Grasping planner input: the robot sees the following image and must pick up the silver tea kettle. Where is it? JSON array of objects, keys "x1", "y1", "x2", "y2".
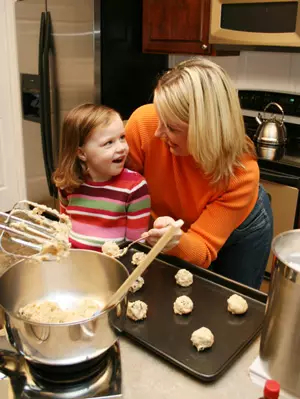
[{"x1": 254, "y1": 102, "x2": 287, "y2": 145}]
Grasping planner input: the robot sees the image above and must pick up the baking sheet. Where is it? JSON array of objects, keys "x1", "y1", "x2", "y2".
[{"x1": 111, "y1": 244, "x2": 267, "y2": 381}]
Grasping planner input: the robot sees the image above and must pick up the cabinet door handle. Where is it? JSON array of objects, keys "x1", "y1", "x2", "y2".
[{"x1": 201, "y1": 44, "x2": 208, "y2": 50}]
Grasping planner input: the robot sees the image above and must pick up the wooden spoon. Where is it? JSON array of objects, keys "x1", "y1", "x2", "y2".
[{"x1": 103, "y1": 219, "x2": 184, "y2": 311}]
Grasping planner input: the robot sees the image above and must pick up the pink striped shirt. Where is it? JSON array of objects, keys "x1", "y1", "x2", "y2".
[{"x1": 59, "y1": 168, "x2": 151, "y2": 251}]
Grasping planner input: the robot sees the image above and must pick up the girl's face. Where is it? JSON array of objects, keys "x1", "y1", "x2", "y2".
[
  {"x1": 78, "y1": 115, "x2": 129, "y2": 182},
  {"x1": 154, "y1": 117, "x2": 189, "y2": 157}
]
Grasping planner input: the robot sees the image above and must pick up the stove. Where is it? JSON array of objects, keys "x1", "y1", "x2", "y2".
[
  {"x1": 244, "y1": 114, "x2": 300, "y2": 174},
  {"x1": 239, "y1": 90, "x2": 300, "y2": 176},
  {"x1": 0, "y1": 337, "x2": 122, "y2": 398},
  {"x1": 239, "y1": 90, "x2": 300, "y2": 273},
  {"x1": 239, "y1": 90, "x2": 300, "y2": 190}
]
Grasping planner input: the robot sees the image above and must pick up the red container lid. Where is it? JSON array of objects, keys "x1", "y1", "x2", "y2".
[{"x1": 264, "y1": 380, "x2": 280, "y2": 399}]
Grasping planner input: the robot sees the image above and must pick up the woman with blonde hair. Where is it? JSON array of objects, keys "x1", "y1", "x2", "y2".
[{"x1": 125, "y1": 57, "x2": 273, "y2": 288}]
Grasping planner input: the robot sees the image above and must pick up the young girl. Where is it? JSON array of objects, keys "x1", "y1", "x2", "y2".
[{"x1": 53, "y1": 103, "x2": 151, "y2": 251}]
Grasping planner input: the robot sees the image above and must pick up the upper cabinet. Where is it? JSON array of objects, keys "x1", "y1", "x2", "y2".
[{"x1": 143, "y1": 0, "x2": 211, "y2": 54}]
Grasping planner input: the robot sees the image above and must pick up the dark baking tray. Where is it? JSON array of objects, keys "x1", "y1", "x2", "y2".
[{"x1": 111, "y1": 243, "x2": 267, "y2": 381}]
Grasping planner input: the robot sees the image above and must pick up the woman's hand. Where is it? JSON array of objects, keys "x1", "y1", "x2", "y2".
[{"x1": 142, "y1": 216, "x2": 183, "y2": 252}]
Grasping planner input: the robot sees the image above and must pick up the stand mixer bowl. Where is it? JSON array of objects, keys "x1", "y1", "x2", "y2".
[{"x1": 0, "y1": 249, "x2": 129, "y2": 366}]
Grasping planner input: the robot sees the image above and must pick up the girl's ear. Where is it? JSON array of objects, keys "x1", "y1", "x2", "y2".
[{"x1": 77, "y1": 147, "x2": 86, "y2": 161}]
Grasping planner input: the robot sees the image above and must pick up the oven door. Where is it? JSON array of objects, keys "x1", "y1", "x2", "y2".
[{"x1": 260, "y1": 169, "x2": 300, "y2": 274}]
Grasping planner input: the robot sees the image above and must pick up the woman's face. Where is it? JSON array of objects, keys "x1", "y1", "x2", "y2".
[{"x1": 154, "y1": 117, "x2": 189, "y2": 156}]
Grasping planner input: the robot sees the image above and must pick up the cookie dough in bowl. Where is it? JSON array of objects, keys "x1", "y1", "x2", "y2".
[
  {"x1": 173, "y1": 295, "x2": 194, "y2": 315},
  {"x1": 18, "y1": 298, "x2": 100, "y2": 324},
  {"x1": 191, "y1": 327, "x2": 214, "y2": 351},
  {"x1": 227, "y1": 294, "x2": 248, "y2": 315},
  {"x1": 127, "y1": 300, "x2": 148, "y2": 321},
  {"x1": 175, "y1": 269, "x2": 193, "y2": 287}
]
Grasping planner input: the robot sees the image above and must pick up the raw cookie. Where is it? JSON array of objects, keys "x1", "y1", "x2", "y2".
[
  {"x1": 191, "y1": 327, "x2": 214, "y2": 351},
  {"x1": 175, "y1": 269, "x2": 193, "y2": 287},
  {"x1": 131, "y1": 251, "x2": 147, "y2": 266},
  {"x1": 129, "y1": 276, "x2": 145, "y2": 293},
  {"x1": 173, "y1": 295, "x2": 194, "y2": 315},
  {"x1": 102, "y1": 241, "x2": 121, "y2": 257},
  {"x1": 227, "y1": 294, "x2": 248, "y2": 315},
  {"x1": 127, "y1": 300, "x2": 148, "y2": 321}
]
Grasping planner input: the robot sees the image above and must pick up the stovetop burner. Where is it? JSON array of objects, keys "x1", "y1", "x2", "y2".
[
  {"x1": 27, "y1": 350, "x2": 109, "y2": 385},
  {"x1": 0, "y1": 340, "x2": 122, "y2": 398}
]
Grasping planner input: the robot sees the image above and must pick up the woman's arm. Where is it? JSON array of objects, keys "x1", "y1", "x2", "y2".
[
  {"x1": 147, "y1": 159, "x2": 260, "y2": 268},
  {"x1": 126, "y1": 177, "x2": 151, "y2": 241}
]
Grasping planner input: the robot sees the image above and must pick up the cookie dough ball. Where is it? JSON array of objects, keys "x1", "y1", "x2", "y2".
[
  {"x1": 131, "y1": 251, "x2": 147, "y2": 266},
  {"x1": 227, "y1": 294, "x2": 248, "y2": 315},
  {"x1": 102, "y1": 241, "x2": 121, "y2": 257},
  {"x1": 175, "y1": 269, "x2": 193, "y2": 287},
  {"x1": 191, "y1": 327, "x2": 214, "y2": 351},
  {"x1": 127, "y1": 300, "x2": 148, "y2": 321},
  {"x1": 173, "y1": 295, "x2": 194, "y2": 315},
  {"x1": 129, "y1": 276, "x2": 145, "y2": 293}
]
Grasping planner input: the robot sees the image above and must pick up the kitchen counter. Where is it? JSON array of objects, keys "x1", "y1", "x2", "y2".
[
  {"x1": 0, "y1": 333, "x2": 262, "y2": 399},
  {"x1": 120, "y1": 337, "x2": 261, "y2": 399},
  {"x1": 0, "y1": 245, "x2": 262, "y2": 398}
]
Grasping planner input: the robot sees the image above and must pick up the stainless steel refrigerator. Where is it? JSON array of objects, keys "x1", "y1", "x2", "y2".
[{"x1": 15, "y1": 0, "x2": 168, "y2": 206}]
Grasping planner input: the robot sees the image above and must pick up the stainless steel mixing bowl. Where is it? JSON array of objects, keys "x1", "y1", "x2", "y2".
[{"x1": 0, "y1": 249, "x2": 129, "y2": 366}]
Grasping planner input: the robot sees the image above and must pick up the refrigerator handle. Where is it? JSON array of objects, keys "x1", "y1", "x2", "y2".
[
  {"x1": 42, "y1": 12, "x2": 57, "y2": 197},
  {"x1": 38, "y1": 11, "x2": 54, "y2": 197}
]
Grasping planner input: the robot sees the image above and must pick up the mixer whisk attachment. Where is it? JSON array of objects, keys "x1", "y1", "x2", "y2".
[{"x1": 0, "y1": 200, "x2": 71, "y2": 260}]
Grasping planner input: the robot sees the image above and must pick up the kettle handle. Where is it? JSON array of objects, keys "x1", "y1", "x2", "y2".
[{"x1": 263, "y1": 102, "x2": 285, "y2": 125}]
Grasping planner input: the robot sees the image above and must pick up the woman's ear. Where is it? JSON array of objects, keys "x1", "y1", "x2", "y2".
[{"x1": 77, "y1": 147, "x2": 86, "y2": 161}]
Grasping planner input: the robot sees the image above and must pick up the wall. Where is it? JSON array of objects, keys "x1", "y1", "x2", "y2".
[
  {"x1": 0, "y1": 0, "x2": 26, "y2": 211},
  {"x1": 169, "y1": 52, "x2": 300, "y2": 94}
]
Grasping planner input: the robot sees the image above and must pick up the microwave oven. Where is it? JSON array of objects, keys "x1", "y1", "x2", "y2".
[{"x1": 210, "y1": 0, "x2": 300, "y2": 47}]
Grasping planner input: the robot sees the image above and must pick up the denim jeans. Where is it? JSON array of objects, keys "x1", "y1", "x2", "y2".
[{"x1": 209, "y1": 184, "x2": 273, "y2": 289}]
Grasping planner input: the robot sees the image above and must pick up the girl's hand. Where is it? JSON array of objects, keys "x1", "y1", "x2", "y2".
[{"x1": 141, "y1": 216, "x2": 183, "y2": 252}]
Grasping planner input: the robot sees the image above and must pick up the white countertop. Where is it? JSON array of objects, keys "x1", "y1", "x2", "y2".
[
  {"x1": 120, "y1": 337, "x2": 262, "y2": 399},
  {"x1": 0, "y1": 333, "x2": 262, "y2": 398}
]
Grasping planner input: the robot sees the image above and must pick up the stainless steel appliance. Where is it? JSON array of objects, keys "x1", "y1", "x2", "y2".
[
  {"x1": 0, "y1": 338, "x2": 122, "y2": 398},
  {"x1": 0, "y1": 249, "x2": 128, "y2": 397},
  {"x1": 0, "y1": 250, "x2": 128, "y2": 366},
  {"x1": 260, "y1": 229, "x2": 300, "y2": 397},
  {"x1": 15, "y1": 0, "x2": 168, "y2": 207},
  {"x1": 239, "y1": 90, "x2": 300, "y2": 275},
  {"x1": 210, "y1": 0, "x2": 300, "y2": 48},
  {"x1": 254, "y1": 102, "x2": 287, "y2": 145}
]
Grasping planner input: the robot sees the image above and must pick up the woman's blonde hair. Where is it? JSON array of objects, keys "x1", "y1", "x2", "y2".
[
  {"x1": 53, "y1": 103, "x2": 119, "y2": 192},
  {"x1": 154, "y1": 57, "x2": 254, "y2": 186}
]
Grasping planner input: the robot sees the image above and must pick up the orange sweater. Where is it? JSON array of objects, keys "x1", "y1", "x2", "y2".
[{"x1": 125, "y1": 104, "x2": 260, "y2": 268}]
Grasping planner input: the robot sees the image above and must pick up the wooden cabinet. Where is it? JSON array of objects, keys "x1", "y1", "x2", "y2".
[{"x1": 143, "y1": 0, "x2": 211, "y2": 54}]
